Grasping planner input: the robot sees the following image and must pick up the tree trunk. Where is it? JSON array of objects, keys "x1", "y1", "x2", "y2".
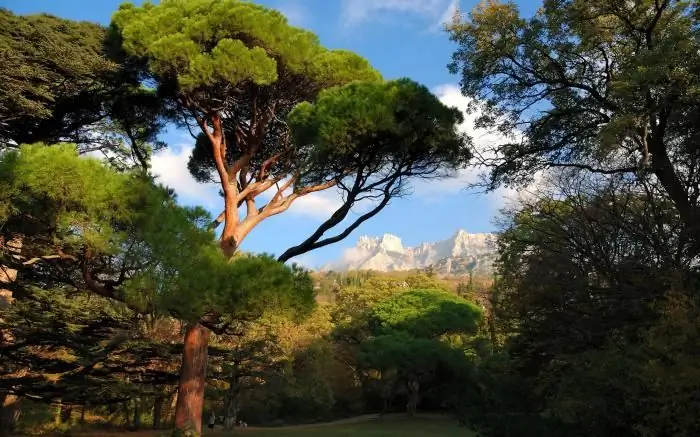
[
  {"x1": 219, "y1": 189, "x2": 239, "y2": 258},
  {"x1": 60, "y1": 404, "x2": 72, "y2": 424},
  {"x1": 174, "y1": 323, "x2": 210, "y2": 435},
  {"x1": 223, "y1": 393, "x2": 238, "y2": 430},
  {"x1": 0, "y1": 393, "x2": 20, "y2": 437},
  {"x1": 80, "y1": 404, "x2": 86, "y2": 424},
  {"x1": 406, "y1": 380, "x2": 419, "y2": 417},
  {"x1": 122, "y1": 401, "x2": 130, "y2": 426},
  {"x1": 163, "y1": 390, "x2": 178, "y2": 427},
  {"x1": 132, "y1": 397, "x2": 141, "y2": 430},
  {"x1": 153, "y1": 396, "x2": 164, "y2": 429}
]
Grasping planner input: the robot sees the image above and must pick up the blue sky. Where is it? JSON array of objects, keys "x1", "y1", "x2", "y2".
[{"x1": 5, "y1": 0, "x2": 539, "y2": 268}]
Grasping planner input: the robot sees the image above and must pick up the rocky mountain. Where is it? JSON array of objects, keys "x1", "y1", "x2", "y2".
[{"x1": 322, "y1": 230, "x2": 498, "y2": 275}]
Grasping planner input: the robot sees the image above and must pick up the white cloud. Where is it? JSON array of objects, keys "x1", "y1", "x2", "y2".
[
  {"x1": 150, "y1": 144, "x2": 221, "y2": 208},
  {"x1": 435, "y1": 0, "x2": 460, "y2": 31},
  {"x1": 288, "y1": 189, "x2": 344, "y2": 219},
  {"x1": 411, "y1": 84, "x2": 514, "y2": 205},
  {"x1": 412, "y1": 84, "x2": 545, "y2": 209},
  {"x1": 341, "y1": 0, "x2": 456, "y2": 27},
  {"x1": 285, "y1": 252, "x2": 317, "y2": 269}
]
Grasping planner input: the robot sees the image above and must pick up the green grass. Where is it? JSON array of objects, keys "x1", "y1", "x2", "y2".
[{"x1": 241, "y1": 416, "x2": 474, "y2": 437}]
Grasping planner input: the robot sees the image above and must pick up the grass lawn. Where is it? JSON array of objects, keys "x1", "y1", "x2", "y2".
[
  {"x1": 243, "y1": 417, "x2": 474, "y2": 437},
  {"x1": 74, "y1": 414, "x2": 474, "y2": 437}
]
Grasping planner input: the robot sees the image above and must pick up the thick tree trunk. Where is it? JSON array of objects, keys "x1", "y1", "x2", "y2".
[
  {"x1": 153, "y1": 396, "x2": 163, "y2": 429},
  {"x1": 220, "y1": 189, "x2": 239, "y2": 258},
  {"x1": 174, "y1": 323, "x2": 210, "y2": 435}
]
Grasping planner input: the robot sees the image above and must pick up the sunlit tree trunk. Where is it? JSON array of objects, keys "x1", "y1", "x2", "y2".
[
  {"x1": 174, "y1": 323, "x2": 210, "y2": 435},
  {"x1": 60, "y1": 404, "x2": 72, "y2": 424}
]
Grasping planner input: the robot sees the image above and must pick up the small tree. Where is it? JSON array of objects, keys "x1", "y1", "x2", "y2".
[{"x1": 359, "y1": 289, "x2": 482, "y2": 415}]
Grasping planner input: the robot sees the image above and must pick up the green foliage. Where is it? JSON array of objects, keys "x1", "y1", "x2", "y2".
[
  {"x1": 112, "y1": 0, "x2": 380, "y2": 94},
  {"x1": 0, "y1": 143, "x2": 172, "y2": 254},
  {"x1": 461, "y1": 174, "x2": 700, "y2": 437},
  {"x1": 367, "y1": 289, "x2": 482, "y2": 339},
  {"x1": 448, "y1": 0, "x2": 700, "y2": 237},
  {"x1": 154, "y1": 252, "x2": 316, "y2": 322},
  {"x1": 0, "y1": 10, "x2": 116, "y2": 146},
  {"x1": 288, "y1": 78, "x2": 470, "y2": 187}
]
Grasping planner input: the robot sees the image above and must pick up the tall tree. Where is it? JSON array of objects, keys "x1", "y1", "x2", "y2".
[
  {"x1": 111, "y1": 0, "x2": 381, "y2": 258},
  {"x1": 112, "y1": 1, "x2": 471, "y2": 430},
  {"x1": 448, "y1": 0, "x2": 700, "y2": 249},
  {"x1": 0, "y1": 144, "x2": 315, "y2": 434},
  {"x1": 0, "y1": 10, "x2": 164, "y2": 170},
  {"x1": 358, "y1": 289, "x2": 482, "y2": 416}
]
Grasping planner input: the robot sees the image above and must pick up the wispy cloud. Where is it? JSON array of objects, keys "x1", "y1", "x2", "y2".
[
  {"x1": 341, "y1": 0, "x2": 457, "y2": 28},
  {"x1": 411, "y1": 83, "x2": 544, "y2": 209},
  {"x1": 150, "y1": 144, "x2": 221, "y2": 209}
]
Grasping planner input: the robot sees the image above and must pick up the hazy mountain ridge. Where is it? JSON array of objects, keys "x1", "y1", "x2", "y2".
[{"x1": 323, "y1": 230, "x2": 498, "y2": 275}]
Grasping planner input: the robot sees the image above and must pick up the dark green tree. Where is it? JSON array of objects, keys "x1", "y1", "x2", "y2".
[
  {"x1": 470, "y1": 172, "x2": 697, "y2": 437},
  {"x1": 0, "y1": 10, "x2": 165, "y2": 171},
  {"x1": 358, "y1": 289, "x2": 482, "y2": 416},
  {"x1": 0, "y1": 144, "x2": 315, "y2": 434},
  {"x1": 278, "y1": 79, "x2": 471, "y2": 261},
  {"x1": 448, "y1": 0, "x2": 700, "y2": 247}
]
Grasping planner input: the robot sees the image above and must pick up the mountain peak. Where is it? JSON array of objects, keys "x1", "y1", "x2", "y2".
[{"x1": 323, "y1": 230, "x2": 497, "y2": 275}]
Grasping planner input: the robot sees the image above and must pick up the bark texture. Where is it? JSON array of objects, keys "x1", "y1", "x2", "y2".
[{"x1": 174, "y1": 323, "x2": 210, "y2": 434}]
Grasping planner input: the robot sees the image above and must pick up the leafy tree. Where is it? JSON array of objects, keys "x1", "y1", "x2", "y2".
[
  {"x1": 0, "y1": 10, "x2": 113, "y2": 147},
  {"x1": 111, "y1": 0, "x2": 381, "y2": 259},
  {"x1": 358, "y1": 289, "x2": 482, "y2": 416},
  {"x1": 111, "y1": 1, "x2": 470, "y2": 430},
  {"x1": 368, "y1": 289, "x2": 482, "y2": 339},
  {"x1": 277, "y1": 79, "x2": 471, "y2": 261},
  {"x1": 468, "y1": 172, "x2": 698, "y2": 437},
  {"x1": 0, "y1": 10, "x2": 164, "y2": 170},
  {"x1": 448, "y1": 0, "x2": 700, "y2": 249},
  {"x1": 112, "y1": 0, "x2": 470, "y2": 260},
  {"x1": 0, "y1": 144, "x2": 315, "y2": 434}
]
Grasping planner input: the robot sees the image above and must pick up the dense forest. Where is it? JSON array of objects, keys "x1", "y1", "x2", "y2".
[{"x1": 1, "y1": 1, "x2": 700, "y2": 437}]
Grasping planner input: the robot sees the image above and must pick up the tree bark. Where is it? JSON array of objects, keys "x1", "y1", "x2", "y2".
[
  {"x1": 132, "y1": 397, "x2": 141, "y2": 430},
  {"x1": 153, "y1": 396, "x2": 163, "y2": 429},
  {"x1": 0, "y1": 393, "x2": 20, "y2": 437},
  {"x1": 163, "y1": 390, "x2": 178, "y2": 428},
  {"x1": 406, "y1": 380, "x2": 419, "y2": 417},
  {"x1": 174, "y1": 323, "x2": 210, "y2": 435},
  {"x1": 223, "y1": 389, "x2": 239, "y2": 430},
  {"x1": 219, "y1": 188, "x2": 239, "y2": 258},
  {"x1": 60, "y1": 404, "x2": 72, "y2": 424}
]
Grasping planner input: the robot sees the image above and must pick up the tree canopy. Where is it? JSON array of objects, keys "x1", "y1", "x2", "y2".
[
  {"x1": 112, "y1": 0, "x2": 471, "y2": 261},
  {"x1": 448, "y1": 0, "x2": 700, "y2": 240}
]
